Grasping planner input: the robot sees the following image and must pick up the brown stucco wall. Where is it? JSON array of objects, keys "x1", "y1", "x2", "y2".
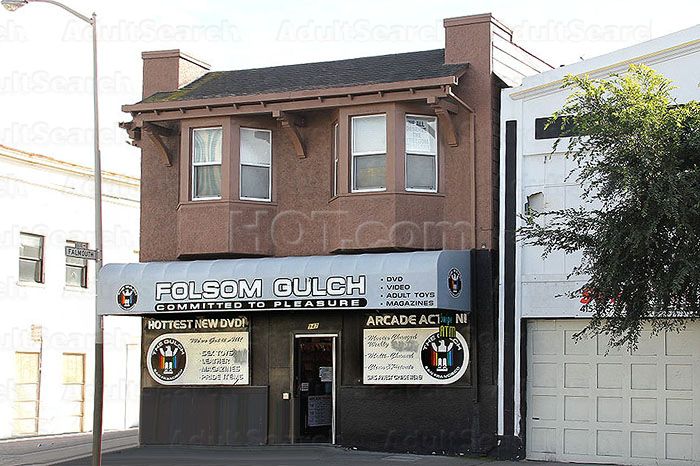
[
  {"x1": 444, "y1": 15, "x2": 498, "y2": 250},
  {"x1": 137, "y1": 16, "x2": 503, "y2": 261}
]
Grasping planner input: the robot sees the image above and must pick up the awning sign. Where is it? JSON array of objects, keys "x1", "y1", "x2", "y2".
[{"x1": 98, "y1": 251, "x2": 471, "y2": 315}]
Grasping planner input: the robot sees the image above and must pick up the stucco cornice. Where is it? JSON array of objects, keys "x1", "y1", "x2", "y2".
[
  {"x1": 0, "y1": 144, "x2": 139, "y2": 188},
  {"x1": 508, "y1": 36, "x2": 700, "y2": 101}
]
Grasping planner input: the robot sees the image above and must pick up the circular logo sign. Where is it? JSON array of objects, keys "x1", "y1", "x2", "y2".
[
  {"x1": 421, "y1": 332, "x2": 468, "y2": 382},
  {"x1": 117, "y1": 284, "x2": 138, "y2": 310},
  {"x1": 448, "y1": 268, "x2": 462, "y2": 297},
  {"x1": 147, "y1": 336, "x2": 187, "y2": 383}
]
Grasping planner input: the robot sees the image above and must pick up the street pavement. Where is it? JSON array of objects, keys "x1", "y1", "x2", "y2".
[
  {"x1": 0, "y1": 429, "x2": 138, "y2": 466},
  {"x1": 54, "y1": 445, "x2": 602, "y2": 466}
]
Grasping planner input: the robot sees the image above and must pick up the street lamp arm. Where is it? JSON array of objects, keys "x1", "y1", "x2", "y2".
[{"x1": 27, "y1": 0, "x2": 92, "y2": 23}]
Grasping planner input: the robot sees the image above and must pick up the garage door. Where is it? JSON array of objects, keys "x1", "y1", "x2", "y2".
[{"x1": 526, "y1": 319, "x2": 700, "y2": 465}]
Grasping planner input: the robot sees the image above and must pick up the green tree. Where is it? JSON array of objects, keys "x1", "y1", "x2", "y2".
[{"x1": 520, "y1": 65, "x2": 700, "y2": 349}]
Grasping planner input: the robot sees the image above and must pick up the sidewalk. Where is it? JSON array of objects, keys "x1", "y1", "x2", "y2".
[
  {"x1": 0, "y1": 429, "x2": 138, "y2": 466},
  {"x1": 54, "y1": 444, "x2": 603, "y2": 466}
]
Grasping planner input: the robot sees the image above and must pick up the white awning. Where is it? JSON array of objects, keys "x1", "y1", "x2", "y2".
[{"x1": 97, "y1": 250, "x2": 471, "y2": 316}]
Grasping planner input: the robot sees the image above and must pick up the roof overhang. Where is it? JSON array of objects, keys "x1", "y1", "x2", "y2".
[
  {"x1": 98, "y1": 251, "x2": 472, "y2": 316},
  {"x1": 122, "y1": 73, "x2": 466, "y2": 123}
]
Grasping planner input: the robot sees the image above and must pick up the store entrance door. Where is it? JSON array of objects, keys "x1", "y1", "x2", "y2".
[{"x1": 293, "y1": 335, "x2": 336, "y2": 444}]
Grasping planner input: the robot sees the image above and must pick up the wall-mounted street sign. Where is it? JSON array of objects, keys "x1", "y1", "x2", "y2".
[
  {"x1": 97, "y1": 250, "x2": 471, "y2": 316},
  {"x1": 65, "y1": 244, "x2": 98, "y2": 260}
]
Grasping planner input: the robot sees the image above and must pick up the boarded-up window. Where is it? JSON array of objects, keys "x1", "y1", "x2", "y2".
[
  {"x1": 13, "y1": 352, "x2": 40, "y2": 435},
  {"x1": 62, "y1": 353, "x2": 86, "y2": 432},
  {"x1": 63, "y1": 353, "x2": 85, "y2": 384}
]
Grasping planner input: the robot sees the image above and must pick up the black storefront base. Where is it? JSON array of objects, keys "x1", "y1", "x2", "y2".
[
  {"x1": 339, "y1": 385, "x2": 488, "y2": 454},
  {"x1": 140, "y1": 387, "x2": 268, "y2": 446}
]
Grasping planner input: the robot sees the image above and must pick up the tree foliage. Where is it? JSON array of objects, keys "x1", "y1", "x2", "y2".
[{"x1": 519, "y1": 65, "x2": 700, "y2": 349}]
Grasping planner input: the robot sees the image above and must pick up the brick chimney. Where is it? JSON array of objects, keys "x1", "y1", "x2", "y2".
[{"x1": 141, "y1": 49, "x2": 210, "y2": 99}]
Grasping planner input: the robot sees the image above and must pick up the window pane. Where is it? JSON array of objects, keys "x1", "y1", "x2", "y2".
[
  {"x1": 353, "y1": 154, "x2": 386, "y2": 190},
  {"x1": 240, "y1": 128, "x2": 271, "y2": 165},
  {"x1": 406, "y1": 116, "x2": 437, "y2": 154},
  {"x1": 193, "y1": 128, "x2": 222, "y2": 164},
  {"x1": 66, "y1": 265, "x2": 86, "y2": 288},
  {"x1": 62, "y1": 354, "x2": 85, "y2": 384},
  {"x1": 406, "y1": 153, "x2": 437, "y2": 191},
  {"x1": 20, "y1": 234, "x2": 42, "y2": 260},
  {"x1": 66, "y1": 255, "x2": 87, "y2": 267},
  {"x1": 352, "y1": 115, "x2": 386, "y2": 154},
  {"x1": 19, "y1": 259, "x2": 41, "y2": 283},
  {"x1": 193, "y1": 165, "x2": 221, "y2": 198},
  {"x1": 241, "y1": 165, "x2": 270, "y2": 200},
  {"x1": 333, "y1": 123, "x2": 339, "y2": 196},
  {"x1": 66, "y1": 243, "x2": 87, "y2": 267},
  {"x1": 16, "y1": 353, "x2": 40, "y2": 383}
]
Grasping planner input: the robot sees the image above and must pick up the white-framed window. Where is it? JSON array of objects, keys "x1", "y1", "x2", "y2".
[
  {"x1": 351, "y1": 114, "x2": 386, "y2": 192},
  {"x1": 65, "y1": 240, "x2": 88, "y2": 288},
  {"x1": 191, "y1": 127, "x2": 223, "y2": 200},
  {"x1": 332, "y1": 122, "x2": 339, "y2": 197},
  {"x1": 405, "y1": 115, "x2": 438, "y2": 192},
  {"x1": 19, "y1": 232, "x2": 44, "y2": 284},
  {"x1": 240, "y1": 127, "x2": 272, "y2": 201}
]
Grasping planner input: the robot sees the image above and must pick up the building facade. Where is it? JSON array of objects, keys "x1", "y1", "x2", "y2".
[
  {"x1": 499, "y1": 26, "x2": 700, "y2": 464},
  {"x1": 0, "y1": 144, "x2": 141, "y2": 438},
  {"x1": 111, "y1": 13, "x2": 551, "y2": 455}
]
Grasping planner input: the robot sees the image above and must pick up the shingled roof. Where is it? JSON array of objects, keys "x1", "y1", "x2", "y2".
[{"x1": 141, "y1": 48, "x2": 467, "y2": 104}]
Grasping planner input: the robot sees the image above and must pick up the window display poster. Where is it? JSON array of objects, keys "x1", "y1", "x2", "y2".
[
  {"x1": 146, "y1": 331, "x2": 249, "y2": 386},
  {"x1": 363, "y1": 326, "x2": 468, "y2": 385}
]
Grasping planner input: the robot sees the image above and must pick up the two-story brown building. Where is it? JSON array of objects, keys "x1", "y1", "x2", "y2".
[{"x1": 102, "y1": 13, "x2": 551, "y2": 456}]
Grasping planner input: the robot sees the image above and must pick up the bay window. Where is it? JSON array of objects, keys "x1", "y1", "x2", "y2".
[
  {"x1": 240, "y1": 128, "x2": 272, "y2": 201},
  {"x1": 191, "y1": 127, "x2": 223, "y2": 200},
  {"x1": 405, "y1": 115, "x2": 438, "y2": 192},
  {"x1": 352, "y1": 114, "x2": 386, "y2": 192}
]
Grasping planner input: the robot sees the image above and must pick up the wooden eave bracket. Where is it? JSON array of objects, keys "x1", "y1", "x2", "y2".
[
  {"x1": 428, "y1": 96, "x2": 459, "y2": 147},
  {"x1": 143, "y1": 122, "x2": 175, "y2": 166},
  {"x1": 273, "y1": 110, "x2": 305, "y2": 159},
  {"x1": 119, "y1": 121, "x2": 141, "y2": 143}
]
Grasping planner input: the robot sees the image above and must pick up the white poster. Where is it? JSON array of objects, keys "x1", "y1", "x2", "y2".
[
  {"x1": 363, "y1": 327, "x2": 468, "y2": 385},
  {"x1": 406, "y1": 118, "x2": 436, "y2": 153},
  {"x1": 307, "y1": 395, "x2": 332, "y2": 427},
  {"x1": 146, "y1": 332, "x2": 249, "y2": 386}
]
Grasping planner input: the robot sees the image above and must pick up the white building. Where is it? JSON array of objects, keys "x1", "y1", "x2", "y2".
[
  {"x1": 499, "y1": 26, "x2": 700, "y2": 465},
  {"x1": 0, "y1": 144, "x2": 141, "y2": 438}
]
